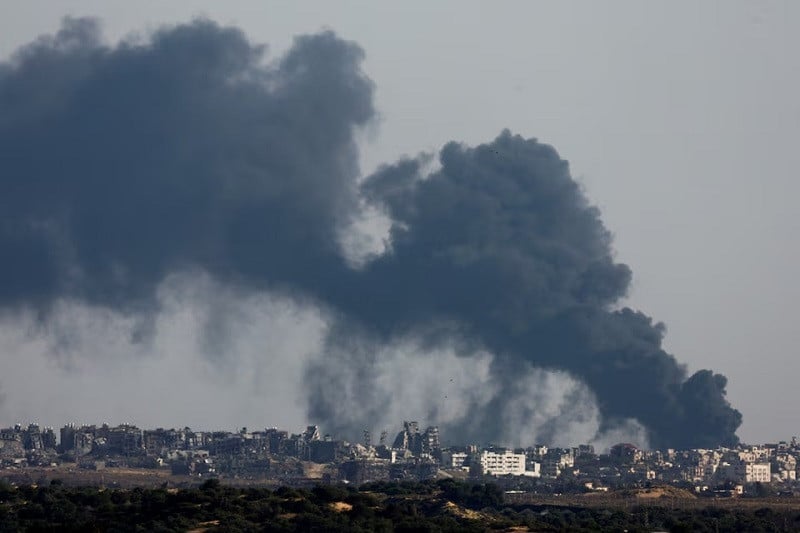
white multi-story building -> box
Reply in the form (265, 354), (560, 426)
(719, 461), (772, 484)
(480, 450), (526, 476)
(739, 462), (771, 483)
(774, 453), (797, 481)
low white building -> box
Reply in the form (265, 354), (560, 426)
(526, 461), (541, 478)
(480, 450), (526, 476)
(441, 451), (469, 469)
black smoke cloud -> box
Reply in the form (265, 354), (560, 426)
(0, 18), (741, 449)
(0, 18), (369, 308)
(331, 136), (741, 448)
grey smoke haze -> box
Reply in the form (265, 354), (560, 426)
(0, 273), (326, 430)
(0, 18), (740, 448)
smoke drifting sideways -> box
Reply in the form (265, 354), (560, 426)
(0, 18), (741, 449)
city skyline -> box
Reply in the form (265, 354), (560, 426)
(4, 417), (800, 491)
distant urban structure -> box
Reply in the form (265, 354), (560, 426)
(1, 420), (797, 496)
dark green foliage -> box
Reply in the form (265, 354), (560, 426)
(200, 477), (222, 491)
(0, 481), (799, 531)
(436, 479), (504, 509)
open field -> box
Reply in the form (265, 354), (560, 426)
(0, 466), (286, 489)
(0, 466), (186, 488)
(505, 487), (800, 512)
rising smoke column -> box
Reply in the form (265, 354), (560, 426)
(311, 133), (741, 449)
(0, 18), (741, 448)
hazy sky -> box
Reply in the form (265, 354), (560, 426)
(0, 1), (798, 444)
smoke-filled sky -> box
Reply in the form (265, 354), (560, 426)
(0, 1), (798, 447)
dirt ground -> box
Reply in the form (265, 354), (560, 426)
(505, 489), (800, 511)
(1, 465), (203, 488)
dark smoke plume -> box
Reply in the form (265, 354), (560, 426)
(0, 18), (369, 308)
(0, 18), (741, 448)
